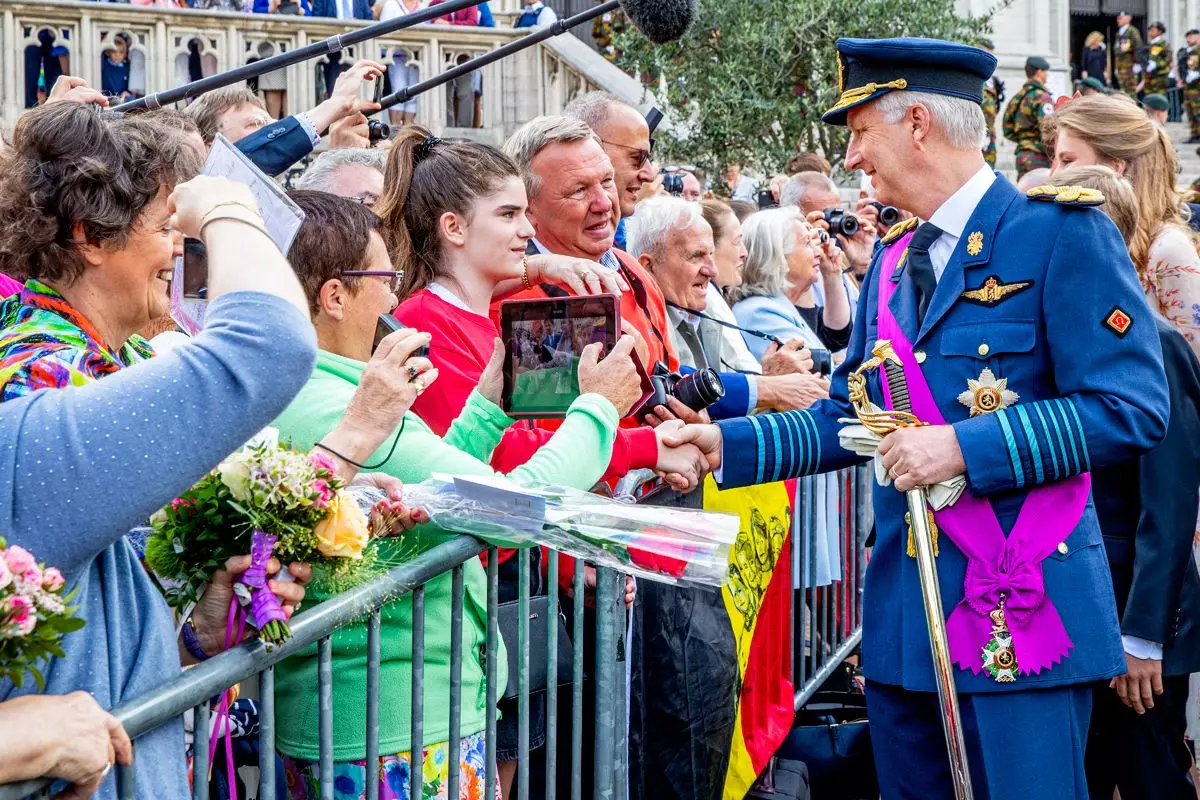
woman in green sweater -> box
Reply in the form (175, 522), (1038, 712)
(272, 191), (643, 800)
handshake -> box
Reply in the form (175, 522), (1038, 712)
(642, 397), (726, 491)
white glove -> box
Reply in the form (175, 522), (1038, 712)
(837, 415), (967, 510)
(1132, 64), (1144, 74)
(1145, 61), (1157, 73)
(1187, 70), (1200, 84)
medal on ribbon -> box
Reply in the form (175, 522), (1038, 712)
(981, 598), (1018, 682)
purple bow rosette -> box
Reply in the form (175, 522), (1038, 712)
(236, 530), (290, 643)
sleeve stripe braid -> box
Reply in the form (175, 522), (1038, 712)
(797, 409), (821, 475)
(1053, 398), (1084, 474)
(1063, 397), (1092, 471)
(995, 407), (1026, 488)
(1031, 402), (1062, 481)
(748, 414), (767, 486)
(1047, 399), (1078, 474)
(765, 413), (784, 483)
(1013, 405), (1044, 485)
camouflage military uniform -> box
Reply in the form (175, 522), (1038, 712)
(1115, 24), (1145, 99)
(1179, 44), (1200, 138)
(982, 77), (1000, 166)
(1002, 79), (1053, 178)
(1144, 35), (1172, 95)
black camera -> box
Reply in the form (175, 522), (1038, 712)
(647, 362), (725, 413)
(756, 189), (777, 209)
(871, 201), (901, 227)
(663, 172), (684, 196)
(368, 119), (391, 145)
(811, 348), (832, 377)
(823, 208), (859, 238)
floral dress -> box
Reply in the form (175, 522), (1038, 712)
(1140, 224), (1200, 362)
(282, 730), (498, 800)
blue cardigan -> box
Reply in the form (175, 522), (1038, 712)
(731, 293), (823, 361)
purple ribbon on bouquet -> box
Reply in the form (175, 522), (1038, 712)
(242, 530), (289, 634)
(874, 231), (1082, 676)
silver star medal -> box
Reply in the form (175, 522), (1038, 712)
(957, 368), (1018, 416)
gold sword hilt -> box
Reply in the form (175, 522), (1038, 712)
(847, 340), (925, 435)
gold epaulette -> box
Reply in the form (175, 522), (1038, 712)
(1025, 185), (1105, 207)
(880, 216), (919, 244)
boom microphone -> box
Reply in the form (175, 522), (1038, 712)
(617, 0), (697, 44)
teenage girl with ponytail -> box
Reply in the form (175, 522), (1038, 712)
(1049, 94), (1200, 356)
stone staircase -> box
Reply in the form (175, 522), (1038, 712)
(1170, 121), (1200, 191)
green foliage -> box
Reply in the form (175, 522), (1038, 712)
(612, 0), (1010, 181)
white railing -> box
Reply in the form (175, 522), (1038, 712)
(0, 0), (646, 138)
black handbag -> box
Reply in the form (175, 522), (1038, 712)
(497, 595), (575, 701)
(779, 691), (878, 800)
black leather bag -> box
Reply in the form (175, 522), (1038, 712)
(778, 691), (878, 800)
(497, 595), (575, 701)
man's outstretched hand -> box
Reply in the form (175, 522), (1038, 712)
(661, 423), (723, 473)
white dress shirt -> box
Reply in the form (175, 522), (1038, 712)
(925, 164), (997, 281)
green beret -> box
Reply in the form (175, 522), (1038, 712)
(1079, 77), (1107, 92)
(1142, 94), (1169, 111)
(1026, 56), (1050, 71)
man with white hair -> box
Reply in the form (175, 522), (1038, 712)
(666, 36), (1169, 799)
(295, 148), (386, 207)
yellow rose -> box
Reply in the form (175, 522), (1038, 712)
(217, 452), (253, 502)
(314, 491), (370, 559)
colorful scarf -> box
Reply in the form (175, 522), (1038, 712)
(0, 279), (154, 401)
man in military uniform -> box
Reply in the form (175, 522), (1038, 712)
(1142, 22), (1171, 97)
(978, 38), (1003, 168)
(1002, 56), (1053, 178)
(1079, 76), (1108, 95)
(1179, 28), (1200, 143)
(666, 36), (1169, 800)
(1115, 11), (1146, 99)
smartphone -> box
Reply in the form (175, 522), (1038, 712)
(373, 314), (430, 358)
(500, 295), (620, 418)
(181, 237), (209, 300)
(372, 76), (385, 106)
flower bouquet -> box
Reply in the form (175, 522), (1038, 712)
(144, 429), (374, 646)
(0, 538), (83, 689)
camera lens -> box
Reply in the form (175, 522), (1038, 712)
(671, 368), (725, 411)
(663, 173), (684, 196)
(811, 349), (833, 377)
(824, 208), (859, 238)
(875, 203), (901, 226)
(368, 119), (391, 143)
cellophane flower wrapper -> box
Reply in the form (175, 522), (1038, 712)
(0, 537), (84, 689)
(404, 475), (737, 588)
(144, 429), (387, 645)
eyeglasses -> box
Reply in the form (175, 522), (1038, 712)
(342, 270), (402, 293)
(601, 138), (655, 168)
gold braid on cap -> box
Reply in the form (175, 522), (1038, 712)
(827, 79), (909, 114)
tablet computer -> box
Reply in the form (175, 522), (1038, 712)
(499, 295), (627, 418)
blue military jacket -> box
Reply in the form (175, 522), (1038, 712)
(717, 176), (1169, 693)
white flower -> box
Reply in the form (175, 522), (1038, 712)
(218, 451), (254, 502)
(957, 369), (1018, 417)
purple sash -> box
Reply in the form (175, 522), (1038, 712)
(875, 232), (1084, 676)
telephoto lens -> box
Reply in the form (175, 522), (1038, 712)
(368, 119), (391, 144)
(672, 368), (725, 411)
(823, 208), (860, 237)
(872, 201), (901, 227)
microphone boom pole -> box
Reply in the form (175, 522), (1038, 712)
(112, 0), (485, 113)
(378, 0), (620, 111)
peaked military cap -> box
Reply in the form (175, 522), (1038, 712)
(1188, 28), (1200, 36)
(822, 37), (998, 125)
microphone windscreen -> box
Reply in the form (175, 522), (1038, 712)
(617, 0), (697, 43)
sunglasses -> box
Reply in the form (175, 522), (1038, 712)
(342, 270), (402, 293)
(601, 138), (656, 168)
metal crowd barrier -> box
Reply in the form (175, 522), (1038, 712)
(0, 535), (631, 800)
(792, 466), (872, 709)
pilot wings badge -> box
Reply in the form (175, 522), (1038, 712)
(960, 276), (1033, 307)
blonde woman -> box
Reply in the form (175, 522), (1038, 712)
(1051, 94), (1200, 357)
(1081, 31), (1109, 85)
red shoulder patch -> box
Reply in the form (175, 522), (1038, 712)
(1104, 306), (1133, 337)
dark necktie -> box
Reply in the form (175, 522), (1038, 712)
(906, 222), (943, 328)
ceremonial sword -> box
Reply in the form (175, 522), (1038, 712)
(849, 342), (974, 800)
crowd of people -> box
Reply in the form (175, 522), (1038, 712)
(1, 20), (1200, 800)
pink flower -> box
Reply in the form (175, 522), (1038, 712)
(0, 558), (10, 592)
(309, 451), (337, 476)
(171, 498), (192, 512)
(4, 595), (36, 637)
(41, 567), (64, 593)
(21, 565), (42, 588)
(4, 546), (35, 576)
(312, 479), (334, 508)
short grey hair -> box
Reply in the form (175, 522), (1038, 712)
(563, 90), (621, 132)
(874, 90), (987, 151)
(780, 171), (839, 209)
(295, 148), (387, 192)
(503, 115), (601, 199)
(625, 195), (705, 260)
(732, 206), (803, 303)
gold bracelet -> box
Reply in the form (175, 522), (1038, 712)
(521, 256), (533, 291)
(198, 208), (271, 241)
